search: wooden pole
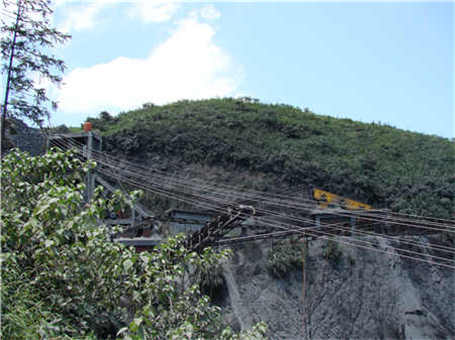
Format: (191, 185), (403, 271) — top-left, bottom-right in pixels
(131, 204), (136, 231)
(302, 235), (308, 339)
(86, 131), (94, 202)
(350, 216), (357, 238)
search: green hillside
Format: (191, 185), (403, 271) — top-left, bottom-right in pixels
(84, 98), (455, 218)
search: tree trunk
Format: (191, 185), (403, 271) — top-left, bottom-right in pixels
(1, 0), (22, 159)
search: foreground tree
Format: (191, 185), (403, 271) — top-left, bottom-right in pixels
(1, 0), (70, 155)
(1, 149), (267, 339)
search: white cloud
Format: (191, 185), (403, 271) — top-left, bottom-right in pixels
(128, 1), (180, 23)
(58, 3), (106, 32)
(56, 0), (179, 32)
(57, 16), (243, 114)
(199, 5), (221, 21)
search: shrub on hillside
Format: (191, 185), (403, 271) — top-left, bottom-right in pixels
(266, 238), (303, 277)
(323, 239), (343, 268)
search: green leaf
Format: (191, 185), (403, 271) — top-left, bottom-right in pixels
(123, 259), (133, 271)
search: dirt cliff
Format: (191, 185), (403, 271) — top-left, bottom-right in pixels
(219, 236), (454, 339)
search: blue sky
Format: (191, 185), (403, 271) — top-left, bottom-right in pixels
(27, 1), (455, 138)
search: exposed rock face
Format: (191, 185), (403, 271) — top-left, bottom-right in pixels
(7, 119), (46, 156)
(220, 236), (455, 339)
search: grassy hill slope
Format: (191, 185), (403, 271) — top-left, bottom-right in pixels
(84, 98), (455, 218)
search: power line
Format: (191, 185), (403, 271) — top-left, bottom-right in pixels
(84, 141), (455, 228)
(96, 161), (455, 267)
(53, 137), (455, 238)
(93, 153), (455, 233)
(47, 136), (455, 269)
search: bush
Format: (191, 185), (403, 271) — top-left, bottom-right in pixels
(266, 238), (303, 277)
(1, 149), (267, 339)
(323, 240), (343, 267)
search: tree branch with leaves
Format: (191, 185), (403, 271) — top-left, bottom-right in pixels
(1, 0), (70, 156)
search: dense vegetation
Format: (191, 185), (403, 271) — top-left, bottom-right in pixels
(1, 149), (267, 339)
(85, 98), (455, 218)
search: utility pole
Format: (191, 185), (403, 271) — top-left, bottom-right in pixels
(86, 130), (95, 202)
(1, 0), (23, 159)
(302, 235), (308, 339)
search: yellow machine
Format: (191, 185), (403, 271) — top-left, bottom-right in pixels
(313, 188), (372, 210)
